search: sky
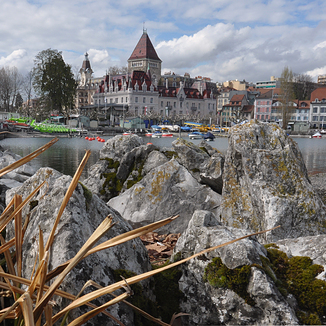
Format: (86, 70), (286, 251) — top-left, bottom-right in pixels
(1, 0), (326, 90)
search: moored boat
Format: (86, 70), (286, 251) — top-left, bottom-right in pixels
(312, 132), (322, 138)
(162, 132), (173, 137)
(188, 131), (204, 139)
(151, 131), (163, 138)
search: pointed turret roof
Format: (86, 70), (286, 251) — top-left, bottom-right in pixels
(128, 30), (161, 62)
(81, 52), (92, 71)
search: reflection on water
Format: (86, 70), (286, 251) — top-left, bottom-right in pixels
(293, 137), (326, 175)
(0, 135), (325, 178)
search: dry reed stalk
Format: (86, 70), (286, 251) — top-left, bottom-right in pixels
(46, 215), (179, 282)
(18, 293), (35, 326)
(33, 216), (114, 322)
(0, 180), (46, 233)
(35, 251), (49, 305)
(28, 252), (48, 298)
(51, 225), (280, 324)
(44, 149), (91, 253)
(0, 212), (30, 256)
(0, 272), (117, 321)
(0, 235), (17, 291)
(0, 197), (14, 224)
(0, 265), (17, 302)
(66, 292), (130, 326)
(60, 280), (126, 326)
(38, 226), (44, 262)
(45, 304), (53, 326)
(14, 194), (23, 279)
(0, 138), (58, 178)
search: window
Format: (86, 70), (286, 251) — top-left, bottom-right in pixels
(179, 111), (183, 115)
(115, 98), (118, 103)
(126, 97), (128, 102)
(321, 107), (326, 113)
(161, 101), (163, 107)
(150, 98), (153, 104)
(135, 97), (138, 103)
(110, 99), (113, 103)
(174, 102), (176, 108)
(121, 97), (123, 103)
(143, 97), (146, 103)
(313, 116), (318, 121)
(313, 107), (318, 113)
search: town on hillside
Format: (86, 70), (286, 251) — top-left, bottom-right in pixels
(1, 29), (326, 134)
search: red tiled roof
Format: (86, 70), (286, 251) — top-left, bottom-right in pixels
(128, 32), (161, 62)
(242, 105), (254, 113)
(230, 94), (245, 102)
(311, 87), (326, 101)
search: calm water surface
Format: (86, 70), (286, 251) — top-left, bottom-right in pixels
(0, 135), (325, 179)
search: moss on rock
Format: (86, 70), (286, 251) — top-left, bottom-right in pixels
(203, 257), (255, 306)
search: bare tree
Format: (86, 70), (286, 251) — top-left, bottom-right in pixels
(22, 70), (34, 117)
(107, 65), (128, 75)
(293, 73), (317, 100)
(280, 66), (295, 129)
(0, 66), (23, 112)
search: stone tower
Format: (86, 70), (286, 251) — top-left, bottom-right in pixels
(127, 29), (162, 81)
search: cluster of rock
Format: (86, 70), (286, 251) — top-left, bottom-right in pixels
(0, 147), (37, 208)
(3, 120), (326, 325)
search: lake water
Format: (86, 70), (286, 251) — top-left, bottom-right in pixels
(0, 135), (325, 179)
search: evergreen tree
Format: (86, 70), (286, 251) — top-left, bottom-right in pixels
(33, 49), (77, 117)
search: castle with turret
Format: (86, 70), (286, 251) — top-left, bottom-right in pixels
(76, 29), (217, 125)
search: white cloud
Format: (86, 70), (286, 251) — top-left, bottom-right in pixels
(0, 0), (325, 85)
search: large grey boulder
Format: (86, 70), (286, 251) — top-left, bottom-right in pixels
(84, 134), (158, 202)
(108, 159), (222, 234)
(221, 120), (326, 243)
(173, 210), (299, 325)
(172, 138), (225, 193)
(6, 167), (152, 326)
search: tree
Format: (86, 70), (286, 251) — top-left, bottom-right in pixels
(0, 66), (23, 112)
(280, 66), (295, 129)
(33, 49), (77, 117)
(22, 70), (34, 117)
(107, 65), (128, 75)
(15, 92), (23, 109)
(293, 73), (317, 100)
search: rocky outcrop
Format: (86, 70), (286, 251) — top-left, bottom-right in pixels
(0, 149), (37, 206)
(171, 138), (224, 193)
(221, 120), (326, 243)
(172, 210), (299, 326)
(6, 167), (152, 326)
(108, 159), (222, 234)
(84, 134), (159, 202)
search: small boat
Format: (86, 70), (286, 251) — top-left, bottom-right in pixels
(151, 131), (163, 138)
(162, 132), (173, 137)
(312, 132), (322, 138)
(145, 130), (153, 137)
(203, 132), (215, 141)
(188, 131), (204, 139)
(123, 131), (134, 136)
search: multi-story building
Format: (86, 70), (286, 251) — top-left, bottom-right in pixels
(295, 100), (310, 122)
(310, 87), (326, 129)
(88, 30), (216, 124)
(256, 76), (281, 89)
(221, 94), (254, 126)
(317, 75), (326, 85)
